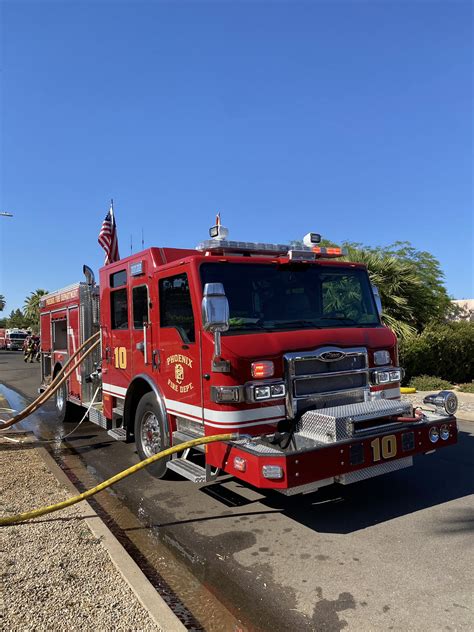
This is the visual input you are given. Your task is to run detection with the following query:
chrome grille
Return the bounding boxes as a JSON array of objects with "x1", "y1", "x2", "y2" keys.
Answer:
[
  {"x1": 295, "y1": 372, "x2": 367, "y2": 396},
  {"x1": 294, "y1": 354, "x2": 366, "y2": 375},
  {"x1": 285, "y1": 346, "x2": 369, "y2": 416}
]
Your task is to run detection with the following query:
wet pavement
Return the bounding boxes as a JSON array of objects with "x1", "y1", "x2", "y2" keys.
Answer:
[{"x1": 1, "y1": 352, "x2": 474, "y2": 631}]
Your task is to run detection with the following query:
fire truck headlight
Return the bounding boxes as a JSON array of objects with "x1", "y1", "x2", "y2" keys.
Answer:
[
  {"x1": 440, "y1": 424, "x2": 450, "y2": 440},
  {"x1": 375, "y1": 371, "x2": 390, "y2": 384},
  {"x1": 254, "y1": 386, "x2": 271, "y2": 400},
  {"x1": 374, "y1": 350, "x2": 391, "y2": 366},
  {"x1": 270, "y1": 384, "x2": 285, "y2": 398},
  {"x1": 389, "y1": 370, "x2": 402, "y2": 382},
  {"x1": 429, "y1": 426, "x2": 440, "y2": 443},
  {"x1": 262, "y1": 465, "x2": 283, "y2": 480},
  {"x1": 373, "y1": 369, "x2": 402, "y2": 385}
]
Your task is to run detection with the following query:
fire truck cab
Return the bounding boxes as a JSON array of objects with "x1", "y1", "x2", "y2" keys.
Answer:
[{"x1": 40, "y1": 227, "x2": 458, "y2": 492}]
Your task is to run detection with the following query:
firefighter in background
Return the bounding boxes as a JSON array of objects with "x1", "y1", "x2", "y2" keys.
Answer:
[{"x1": 24, "y1": 334, "x2": 40, "y2": 363}]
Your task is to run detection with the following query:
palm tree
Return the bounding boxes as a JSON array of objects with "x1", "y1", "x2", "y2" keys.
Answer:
[
  {"x1": 343, "y1": 247, "x2": 420, "y2": 340},
  {"x1": 0, "y1": 294, "x2": 5, "y2": 311},
  {"x1": 23, "y1": 289, "x2": 48, "y2": 331}
]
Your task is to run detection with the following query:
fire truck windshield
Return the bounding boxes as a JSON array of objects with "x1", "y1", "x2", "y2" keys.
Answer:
[{"x1": 200, "y1": 262, "x2": 380, "y2": 334}]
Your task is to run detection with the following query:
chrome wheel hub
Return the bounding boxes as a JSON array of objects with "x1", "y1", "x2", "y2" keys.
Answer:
[{"x1": 141, "y1": 411, "x2": 161, "y2": 457}]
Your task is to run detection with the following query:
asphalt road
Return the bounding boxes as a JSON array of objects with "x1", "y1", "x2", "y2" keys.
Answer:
[{"x1": 1, "y1": 351, "x2": 473, "y2": 631}]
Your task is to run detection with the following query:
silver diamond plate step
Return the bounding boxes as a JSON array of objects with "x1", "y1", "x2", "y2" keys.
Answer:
[
  {"x1": 166, "y1": 459, "x2": 207, "y2": 483},
  {"x1": 89, "y1": 405, "x2": 108, "y2": 429},
  {"x1": 299, "y1": 399, "x2": 411, "y2": 443},
  {"x1": 107, "y1": 428, "x2": 127, "y2": 441}
]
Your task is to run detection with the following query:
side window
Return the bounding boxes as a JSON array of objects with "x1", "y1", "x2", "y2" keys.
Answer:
[
  {"x1": 133, "y1": 285, "x2": 148, "y2": 329},
  {"x1": 111, "y1": 289, "x2": 128, "y2": 329},
  {"x1": 111, "y1": 270, "x2": 127, "y2": 288},
  {"x1": 159, "y1": 273, "x2": 195, "y2": 343}
]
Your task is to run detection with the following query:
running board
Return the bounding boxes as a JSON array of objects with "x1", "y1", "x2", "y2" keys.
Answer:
[
  {"x1": 166, "y1": 459, "x2": 207, "y2": 483},
  {"x1": 107, "y1": 428, "x2": 127, "y2": 441}
]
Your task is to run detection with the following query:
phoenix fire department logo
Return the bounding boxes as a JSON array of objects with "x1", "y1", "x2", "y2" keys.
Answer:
[
  {"x1": 166, "y1": 354, "x2": 194, "y2": 394},
  {"x1": 175, "y1": 363, "x2": 184, "y2": 385}
]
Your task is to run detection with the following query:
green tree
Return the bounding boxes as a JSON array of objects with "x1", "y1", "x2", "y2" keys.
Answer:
[
  {"x1": 342, "y1": 247, "x2": 420, "y2": 340},
  {"x1": 349, "y1": 241, "x2": 452, "y2": 328},
  {"x1": 7, "y1": 308, "x2": 29, "y2": 329},
  {"x1": 0, "y1": 294, "x2": 5, "y2": 311},
  {"x1": 23, "y1": 289, "x2": 48, "y2": 331}
]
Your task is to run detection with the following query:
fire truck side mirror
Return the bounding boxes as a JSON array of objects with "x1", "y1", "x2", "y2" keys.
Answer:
[
  {"x1": 372, "y1": 285, "x2": 383, "y2": 316},
  {"x1": 202, "y1": 283, "x2": 230, "y2": 333}
]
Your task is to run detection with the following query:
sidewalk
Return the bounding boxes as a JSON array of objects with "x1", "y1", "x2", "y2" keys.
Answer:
[{"x1": 0, "y1": 395, "x2": 184, "y2": 632}]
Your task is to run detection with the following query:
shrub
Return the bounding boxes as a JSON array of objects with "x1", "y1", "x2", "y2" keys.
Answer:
[
  {"x1": 458, "y1": 383, "x2": 474, "y2": 394},
  {"x1": 399, "y1": 321, "x2": 474, "y2": 384},
  {"x1": 408, "y1": 375, "x2": 453, "y2": 391}
]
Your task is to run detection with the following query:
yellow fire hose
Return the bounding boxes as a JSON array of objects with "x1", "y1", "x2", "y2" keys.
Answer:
[
  {"x1": 0, "y1": 433, "x2": 236, "y2": 526},
  {"x1": 400, "y1": 387, "x2": 417, "y2": 394},
  {"x1": 0, "y1": 334, "x2": 100, "y2": 430}
]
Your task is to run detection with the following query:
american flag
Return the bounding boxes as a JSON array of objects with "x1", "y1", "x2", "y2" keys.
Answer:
[{"x1": 98, "y1": 202, "x2": 120, "y2": 265}]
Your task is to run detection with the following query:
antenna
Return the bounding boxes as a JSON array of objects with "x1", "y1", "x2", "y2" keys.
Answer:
[
  {"x1": 141, "y1": 228, "x2": 144, "y2": 249},
  {"x1": 130, "y1": 234, "x2": 133, "y2": 255}
]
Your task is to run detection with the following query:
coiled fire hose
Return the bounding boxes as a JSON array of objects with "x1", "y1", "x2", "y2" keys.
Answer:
[
  {"x1": 0, "y1": 433, "x2": 237, "y2": 526},
  {"x1": 0, "y1": 331, "x2": 100, "y2": 430}
]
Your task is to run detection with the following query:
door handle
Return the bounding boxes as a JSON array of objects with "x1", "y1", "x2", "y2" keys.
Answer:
[
  {"x1": 143, "y1": 323, "x2": 148, "y2": 365},
  {"x1": 152, "y1": 349, "x2": 161, "y2": 370}
]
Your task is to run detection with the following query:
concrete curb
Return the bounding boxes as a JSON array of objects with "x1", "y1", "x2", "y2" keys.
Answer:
[{"x1": 37, "y1": 447, "x2": 186, "y2": 632}]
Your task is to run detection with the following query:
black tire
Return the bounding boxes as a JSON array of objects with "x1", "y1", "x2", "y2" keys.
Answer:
[
  {"x1": 134, "y1": 392, "x2": 170, "y2": 478},
  {"x1": 55, "y1": 381, "x2": 82, "y2": 423}
]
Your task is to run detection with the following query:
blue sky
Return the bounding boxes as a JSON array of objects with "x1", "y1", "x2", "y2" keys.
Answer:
[{"x1": 1, "y1": 0, "x2": 472, "y2": 314}]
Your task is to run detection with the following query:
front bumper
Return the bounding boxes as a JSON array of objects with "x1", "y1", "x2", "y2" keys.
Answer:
[{"x1": 206, "y1": 413, "x2": 458, "y2": 491}]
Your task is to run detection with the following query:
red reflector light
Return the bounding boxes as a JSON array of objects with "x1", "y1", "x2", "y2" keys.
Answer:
[
  {"x1": 251, "y1": 361, "x2": 274, "y2": 378},
  {"x1": 233, "y1": 456, "x2": 247, "y2": 472}
]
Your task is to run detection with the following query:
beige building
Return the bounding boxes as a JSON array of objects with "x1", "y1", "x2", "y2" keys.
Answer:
[{"x1": 451, "y1": 299, "x2": 474, "y2": 321}]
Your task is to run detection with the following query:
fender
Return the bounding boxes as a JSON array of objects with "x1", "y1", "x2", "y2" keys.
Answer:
[{"x1": 123, "y1": 374, "x2": 170, "y2": 446}]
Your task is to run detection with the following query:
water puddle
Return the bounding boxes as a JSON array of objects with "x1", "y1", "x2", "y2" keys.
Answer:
[{"x1": 0, "y1": 383, "x2": 62, "y2": 442}]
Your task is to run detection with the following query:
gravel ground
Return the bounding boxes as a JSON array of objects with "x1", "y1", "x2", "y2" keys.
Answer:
[
  {"x1": 0, "y1": 436, "x2": 162, "y2": 632},
  {"x1": 402, "y1": 390, "x2": 474, "y2": 418}
]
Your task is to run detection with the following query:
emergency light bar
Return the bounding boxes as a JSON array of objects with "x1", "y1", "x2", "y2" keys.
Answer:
[
  {"x1": 196, "y1": 240, "x2": 347, "y2": 259},
  {"x1": 197, "y1": 240, "x2": 290, "y2": 255}
]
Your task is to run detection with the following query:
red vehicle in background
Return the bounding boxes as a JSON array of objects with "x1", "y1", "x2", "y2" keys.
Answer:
[
  {"x1": 39, "y1": 225, "x2": 458, "y2": 493},
  {"x1": 4, "y1": 328, "x2": 29, "y2": 351}
]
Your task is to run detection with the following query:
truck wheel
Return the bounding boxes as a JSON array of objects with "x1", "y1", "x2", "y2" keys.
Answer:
[
  {"x1": 55, "y1": 382, "x2": 81, "y2": 424},
  {"x1": 134, "y1": 392, "x2": 170, "y2": 478}
]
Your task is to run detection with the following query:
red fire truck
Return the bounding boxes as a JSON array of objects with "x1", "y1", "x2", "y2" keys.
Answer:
[{"x1": 39, "y1": 227, "x2": 458, "y2": 492}]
